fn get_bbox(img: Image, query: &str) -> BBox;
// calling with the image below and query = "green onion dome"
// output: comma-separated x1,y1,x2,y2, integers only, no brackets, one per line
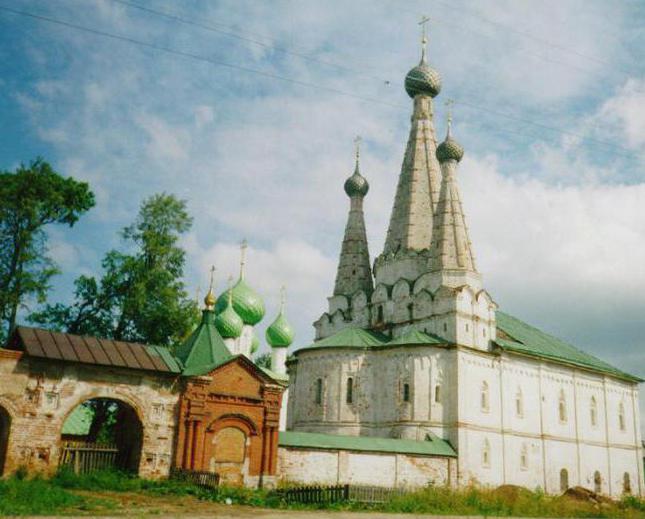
250,332,260,354
214,300,244,339
436,131,464,163
344,166,369,198
266,311,294,348
405,59,441,99
215,278,265,326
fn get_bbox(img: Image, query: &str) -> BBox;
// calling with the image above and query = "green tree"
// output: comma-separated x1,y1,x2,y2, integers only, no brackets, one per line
0,159,95,341
254,352,271,369
31,193,198,347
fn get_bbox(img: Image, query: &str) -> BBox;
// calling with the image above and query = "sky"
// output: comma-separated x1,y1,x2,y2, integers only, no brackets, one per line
1,0,644,428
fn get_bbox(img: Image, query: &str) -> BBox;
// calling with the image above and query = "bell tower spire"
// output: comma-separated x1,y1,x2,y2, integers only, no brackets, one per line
332,137,374,298
376,18,443,284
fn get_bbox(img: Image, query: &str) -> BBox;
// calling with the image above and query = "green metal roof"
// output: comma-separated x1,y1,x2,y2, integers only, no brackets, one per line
279,431,456,457
260,366,289,383
495,311,642,382
174,309,232,377
304,328,388,349
61,405,94,436
389,329,445,346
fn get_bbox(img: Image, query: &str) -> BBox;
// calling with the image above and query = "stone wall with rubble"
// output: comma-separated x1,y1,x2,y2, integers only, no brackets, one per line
277,446,456,488
0,350,179,478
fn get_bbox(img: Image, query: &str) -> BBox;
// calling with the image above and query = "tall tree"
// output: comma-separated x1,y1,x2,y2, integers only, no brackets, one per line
0,159,95,341
31,193,198,347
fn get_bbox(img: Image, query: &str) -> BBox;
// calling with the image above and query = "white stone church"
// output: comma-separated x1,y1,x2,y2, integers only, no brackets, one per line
280,36,644,497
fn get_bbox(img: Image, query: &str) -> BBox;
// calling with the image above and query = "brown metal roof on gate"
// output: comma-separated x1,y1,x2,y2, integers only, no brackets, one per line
8,326,182,374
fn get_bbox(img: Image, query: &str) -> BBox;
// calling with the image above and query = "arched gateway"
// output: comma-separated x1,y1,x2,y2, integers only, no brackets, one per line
0,405,11,476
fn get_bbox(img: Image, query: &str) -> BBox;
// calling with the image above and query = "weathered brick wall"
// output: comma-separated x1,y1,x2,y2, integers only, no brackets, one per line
0,352,179,478
278,446,456,488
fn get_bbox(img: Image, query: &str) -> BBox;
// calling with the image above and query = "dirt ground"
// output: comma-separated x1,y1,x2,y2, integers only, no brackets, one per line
24,489,524,519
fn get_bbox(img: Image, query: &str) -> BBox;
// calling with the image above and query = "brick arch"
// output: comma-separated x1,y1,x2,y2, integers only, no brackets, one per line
206,414,259,437
0,402,12,476
58,389,146,428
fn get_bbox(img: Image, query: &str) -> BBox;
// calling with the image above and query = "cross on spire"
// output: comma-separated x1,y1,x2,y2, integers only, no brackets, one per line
419,15,430,61
208,265,216,291
279,285,287,313
354,135,362,167
445,98,454,136
239,239,248,280
227,274,234,304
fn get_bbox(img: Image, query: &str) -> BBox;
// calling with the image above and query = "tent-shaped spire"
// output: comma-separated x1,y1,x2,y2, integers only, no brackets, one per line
333,137,374,297
430,112,476,273
382,32,442,258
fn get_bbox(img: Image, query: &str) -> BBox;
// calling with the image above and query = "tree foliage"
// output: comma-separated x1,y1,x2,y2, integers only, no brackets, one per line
0,159,95,341
254,352,271,369
31,193,198,347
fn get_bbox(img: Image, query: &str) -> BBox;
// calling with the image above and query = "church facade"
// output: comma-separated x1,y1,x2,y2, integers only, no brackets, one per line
286,38,644,497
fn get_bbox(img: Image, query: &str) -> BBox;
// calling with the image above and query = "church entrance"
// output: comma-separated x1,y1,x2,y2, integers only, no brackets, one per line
0,406,10,476
60,398,143,474
209,427,246,486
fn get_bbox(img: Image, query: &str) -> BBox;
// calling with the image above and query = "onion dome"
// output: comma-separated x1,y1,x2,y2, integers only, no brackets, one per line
344,139,369,198
250,332,260,354
215,278,265,325
436,116,464,163
204,289,216,310
214,286,244,339
404,35,441,99
265,287,294,348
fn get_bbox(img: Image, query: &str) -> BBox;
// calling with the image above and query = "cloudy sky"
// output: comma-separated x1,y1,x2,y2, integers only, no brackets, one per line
1,1,644,425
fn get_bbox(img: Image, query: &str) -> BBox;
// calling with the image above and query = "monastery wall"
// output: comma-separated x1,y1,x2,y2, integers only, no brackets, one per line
456,348,643,497
0,351,179,478
277,446,455,488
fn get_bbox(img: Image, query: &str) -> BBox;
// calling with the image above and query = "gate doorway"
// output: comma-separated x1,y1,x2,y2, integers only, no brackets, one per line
0,406,10,476
60,398,143,474
209,427,246,486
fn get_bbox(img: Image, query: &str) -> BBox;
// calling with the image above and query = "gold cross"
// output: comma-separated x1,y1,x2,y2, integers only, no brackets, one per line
353,135,362,162
418,15,430,44
239,239,248,279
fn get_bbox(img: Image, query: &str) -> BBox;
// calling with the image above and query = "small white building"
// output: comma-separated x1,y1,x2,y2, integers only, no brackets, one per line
283,38,644,498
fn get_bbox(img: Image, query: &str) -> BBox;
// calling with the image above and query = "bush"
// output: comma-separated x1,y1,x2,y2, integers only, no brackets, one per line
0,475,86,515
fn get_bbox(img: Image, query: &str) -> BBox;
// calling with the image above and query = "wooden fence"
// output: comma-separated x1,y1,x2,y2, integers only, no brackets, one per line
59,441,120,474
275,484,410,505
169,468,220,489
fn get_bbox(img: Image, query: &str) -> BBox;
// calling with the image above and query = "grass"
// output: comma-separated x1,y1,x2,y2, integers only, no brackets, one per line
1,468,645,517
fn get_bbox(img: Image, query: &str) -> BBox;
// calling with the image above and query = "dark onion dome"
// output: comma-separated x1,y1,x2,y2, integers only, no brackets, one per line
344,165,369,198
436,132,464,163
404,55,442,98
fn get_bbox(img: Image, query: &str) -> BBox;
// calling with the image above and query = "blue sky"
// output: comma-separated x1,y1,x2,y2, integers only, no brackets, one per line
2,0,645,423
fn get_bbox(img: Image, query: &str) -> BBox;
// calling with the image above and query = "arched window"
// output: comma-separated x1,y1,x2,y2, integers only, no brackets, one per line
558,390,567,423
482,438,490,468
403,383,410,403
560,468,569,492
434,384,441,403
376,306,384,322
481,381,489,412
315,378,323,404
623,472,631,494
618,402,626,431
590,396,597,427
515,388,523,417
520,444,528,470
594,471,602,494
346,377,353,404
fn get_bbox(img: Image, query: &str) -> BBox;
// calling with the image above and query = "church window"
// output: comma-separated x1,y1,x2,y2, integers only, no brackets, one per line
407,302,414,320
590,396,598,427
443,322,447,333
315,378,323,404
560,468,569,492
346,377,354,404
465,323,469,332
483,327,487,337
520,444,528,470
623,472,631,494
515,388,523,417
594,471,602,494
619,402,626,431
377,306,384,323
558,390,567,423
403,383,410,403
481,381,490,412
482,439,490,468
434,385,441,403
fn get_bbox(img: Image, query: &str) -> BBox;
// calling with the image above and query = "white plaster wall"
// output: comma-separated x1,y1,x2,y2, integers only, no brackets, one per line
278,447,453,488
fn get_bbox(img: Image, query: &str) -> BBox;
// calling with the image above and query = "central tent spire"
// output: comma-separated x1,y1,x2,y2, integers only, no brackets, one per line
377,18,442,281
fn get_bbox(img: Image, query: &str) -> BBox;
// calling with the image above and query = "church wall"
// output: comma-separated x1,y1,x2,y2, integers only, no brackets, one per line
277,446,455,488
0,351,179,478
456,348,643,497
